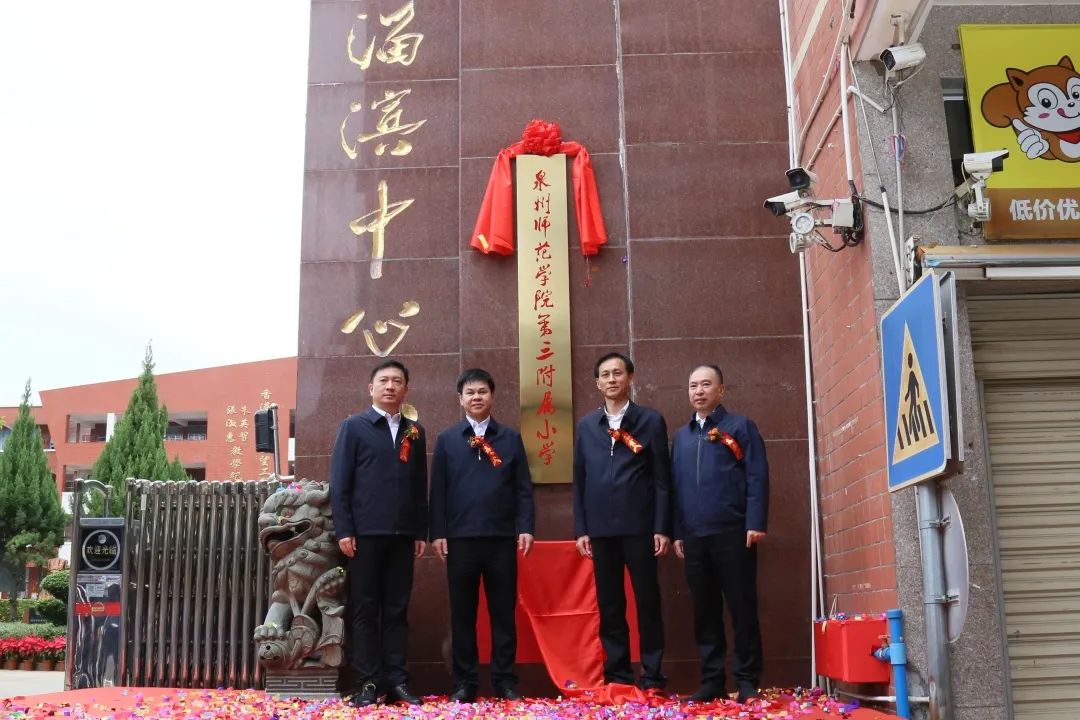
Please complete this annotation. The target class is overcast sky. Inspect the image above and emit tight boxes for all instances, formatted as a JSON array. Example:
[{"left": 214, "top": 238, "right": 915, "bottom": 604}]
[{"left": 0, "top": 2, "right": 310, "bottom": 405}]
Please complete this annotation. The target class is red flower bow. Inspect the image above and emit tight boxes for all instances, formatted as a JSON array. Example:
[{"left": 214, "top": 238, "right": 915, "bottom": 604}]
[
  {"left": 608, "top": 428, "right": 644, "bottom": 454},
  {"left": 521, "top": 119, "right": 563, "bottom": 156},
  {"left": 470, "top": 119, "right": 608, "bottom": 258},
  {"left": 469, "top": 436, "right": 503, "bottom": 467},
  {"left": 399, "top": 425, "right": 420, "bottom": 463},
  {"left": 707, "top": 427, "right": 744, "bottom": 461}
]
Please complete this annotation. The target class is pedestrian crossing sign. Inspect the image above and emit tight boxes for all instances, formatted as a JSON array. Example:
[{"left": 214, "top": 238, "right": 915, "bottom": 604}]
[
  {"left": 892, "top": 324, "right": 940, "bottom": 463},
  {"left": 881, "top": 272, "right": 951, "bottom": 491}
]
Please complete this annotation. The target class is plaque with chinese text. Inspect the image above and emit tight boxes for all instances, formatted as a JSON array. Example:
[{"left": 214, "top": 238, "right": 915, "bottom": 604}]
[{"left": 516, "top": 155, "right": 573, "bottom": 484}]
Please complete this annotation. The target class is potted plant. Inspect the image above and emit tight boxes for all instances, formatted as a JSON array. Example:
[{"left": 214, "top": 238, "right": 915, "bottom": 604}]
[
  {"left": 0, "top": 639, "right": 17, "bottom": 670},
  {"left": 39, "top": 636, "right": 65, "bottom": 671},
  {"left": 34, "top": 636, "right": 57, "bottom": 671},
  {"left": 14, "top": 636, "right": 45, "bottom": 671}
]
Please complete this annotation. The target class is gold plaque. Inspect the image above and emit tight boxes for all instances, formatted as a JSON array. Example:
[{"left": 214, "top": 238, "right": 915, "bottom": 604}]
[{"left": 516, "top": 154, "right": 574, "bottom": 484}]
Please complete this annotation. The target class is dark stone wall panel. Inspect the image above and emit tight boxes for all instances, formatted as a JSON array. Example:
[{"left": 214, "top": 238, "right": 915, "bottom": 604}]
[
  {"left": 308, "top": 0, "right": 460, "bottom": 84},
  {"left": 626, "top": 142, "right": 789, "bottom": 239},
  {"left": 301, "top": 167, "right": 460, "bottom": 262},
  {"left": 619, "top": 0, "right": 782, "bottom": 54},
  {"left": 298, "top": 259, "right": 460, "bottom": 357},
  {"left": 623, "top": 53, "right": 787, "bottom": 144},
  {"left": 305, "top": 80, "right": 459, "bottom": 171},
  {"left": 629, "top": 237, "right": 801, "bottom": 338},
  {"left": 460, "top": 66, "right": 620, "bottom": 158},
  {"left": 461, "top": 0, "right": 616, "bottom": 69}
]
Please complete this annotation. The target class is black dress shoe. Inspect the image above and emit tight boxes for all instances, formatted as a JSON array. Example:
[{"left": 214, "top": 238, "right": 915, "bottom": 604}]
[
  {"left": 680, "top": 684, "right": 725, "bottom": 703},
  {"left": 736, "top": 683, "right": 760, "bottom": 704},
  {"left": 494, "top": 685, "right": 523, "bottom": 701},
  {"left": 388, "top": 683, "right": 422, "bottom": 705},
  {"left": 348, "top": 682, "right": 379, "bottom": 707},
  {"left": 449, "top": 686, "right": 477, "bottom": 703}
]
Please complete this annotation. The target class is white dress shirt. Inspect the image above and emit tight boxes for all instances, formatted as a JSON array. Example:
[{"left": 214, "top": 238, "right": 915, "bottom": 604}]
[
  {"left": 467, "top": 415, "right": 491, "bottom": 438},
  {"left": 372, "top": 405, "right": 402, "bottom": 442}
]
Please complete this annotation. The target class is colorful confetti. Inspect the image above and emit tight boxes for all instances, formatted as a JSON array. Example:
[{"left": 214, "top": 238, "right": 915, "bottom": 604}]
[{"left": 0, "top": 687, "right": 890, "bottom": 720}]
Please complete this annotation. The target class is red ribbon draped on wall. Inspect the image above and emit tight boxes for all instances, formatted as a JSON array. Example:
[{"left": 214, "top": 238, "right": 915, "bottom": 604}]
[{"left": 470, "top": 120, "right": 608, "bottom": 258}]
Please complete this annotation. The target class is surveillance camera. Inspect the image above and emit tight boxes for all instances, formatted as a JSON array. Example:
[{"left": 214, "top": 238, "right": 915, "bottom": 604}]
[
  {"left": 786, "top": 167, "right": 818, "bottom": 192},
  {"left": 789, "top": 232, "right": 814, "bottom": 255},
  {"left": 879, "top": 43, "right": 926, "bottom": 71},
  {"left": 789, "top": 211, "right": 816, "bottom": 236},
  {"left": 962, "top": 149, "right": 1008, "bottom": 178},
  {"left": 763, "top": 190, "right": 807, "bottom": 217}
]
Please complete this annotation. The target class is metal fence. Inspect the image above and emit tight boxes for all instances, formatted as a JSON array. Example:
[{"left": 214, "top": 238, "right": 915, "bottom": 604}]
[{"left": 122, "top": 479, "right": 281, "bottom": 688}]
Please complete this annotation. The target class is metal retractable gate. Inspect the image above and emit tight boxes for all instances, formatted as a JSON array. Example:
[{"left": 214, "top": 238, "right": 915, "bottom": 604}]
[{"left": 122, "top": 479, "right": 281, "bottom": 689}]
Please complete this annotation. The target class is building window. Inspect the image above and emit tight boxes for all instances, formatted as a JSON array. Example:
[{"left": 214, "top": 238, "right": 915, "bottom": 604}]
[
  {"left": 0, "top": 426, "right": 10, "bottom": 452},
  {"left": 166, "top": 412, "right": 209, "bottom": 441},
  {"left": 63, "top": 466, "right": 93, "bottom": 491},
  {"left": 943, "top": 78, "right": 975, "bottom": 185},
  {"left": 67, "top": 414, "right": 110, "bottom": 443}
]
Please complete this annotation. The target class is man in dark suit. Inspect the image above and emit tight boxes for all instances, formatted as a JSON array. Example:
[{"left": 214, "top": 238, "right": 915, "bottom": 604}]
[
  {"left": 671, "top": 364, "right": 768, "bottom": 704},
  {"left": 330, "top": 359, "right": 428, "bottom": 707},
  {"left": 429, "top": 368, "right": 535, "bottom": 702},
  {"left": 573, "top": 352, "right": 671, "bottom": 690}
]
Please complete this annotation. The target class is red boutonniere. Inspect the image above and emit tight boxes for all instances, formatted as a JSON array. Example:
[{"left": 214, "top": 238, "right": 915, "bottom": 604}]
[
  {"left": 469, "top": 436, "right": 503, "bottom": 467},
  {"left": 399, "top": 425, "right": 420, "bottom": 463},
  {"left": 608, "top": 428, "right": 644, "bottom": 454},
  {"left": 707, "top": 427, "right": 744, "bottom": 461}
]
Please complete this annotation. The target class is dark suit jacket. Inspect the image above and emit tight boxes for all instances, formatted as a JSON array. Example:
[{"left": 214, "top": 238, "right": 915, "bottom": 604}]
[
  {"left": 329, "top": 407, "right": 428, "bottom": 539},
  {"left": 671, "top": 404, "right": 769, "bottom": 539},
  {"left": 572, "top": 401, "right": 672, "bottom": 539},
  {"left": 428, "top": 418, "right": 535, "bottom": 540}
]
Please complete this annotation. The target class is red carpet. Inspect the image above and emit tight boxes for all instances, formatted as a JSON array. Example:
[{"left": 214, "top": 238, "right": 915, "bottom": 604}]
[{"left": 0, "top": 686, "right": 895, "bottom": 719}]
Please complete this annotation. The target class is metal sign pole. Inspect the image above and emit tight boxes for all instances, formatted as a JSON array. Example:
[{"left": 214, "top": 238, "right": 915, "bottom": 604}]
[
  {"left": 65, "top": 479, "right": 110, "bottom": 691},
  {"left": 269, "top": 403, "right": 282, "bottom": 482}
]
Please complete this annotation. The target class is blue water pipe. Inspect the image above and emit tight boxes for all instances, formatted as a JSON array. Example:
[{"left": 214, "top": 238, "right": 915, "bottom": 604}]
[{"left": 871, "top": 608, "right": 910, "bottom": 719}]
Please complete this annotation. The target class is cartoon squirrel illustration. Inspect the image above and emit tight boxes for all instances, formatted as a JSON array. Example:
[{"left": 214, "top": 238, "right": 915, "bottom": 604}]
[{"left": 981, "top": 56, "right": 1080, "bottom": 162}]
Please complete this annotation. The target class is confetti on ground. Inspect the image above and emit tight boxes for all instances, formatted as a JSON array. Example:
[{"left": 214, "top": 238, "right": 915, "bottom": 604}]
[{"left": 0, "top": 687, "right": 891, "bottom": 720}]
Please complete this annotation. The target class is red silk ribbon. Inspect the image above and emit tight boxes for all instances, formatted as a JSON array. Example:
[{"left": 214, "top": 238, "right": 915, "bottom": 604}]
[
  {"left": 469, "top": 436, "right": 503, "bottom": 467},
  {"left": 470, "top": 119, "right": 607, "bottom": 258},
  {"left": 399, "top": 425, "right": 419, "bottom": 463},
  {"left": 608, "top": 428, "right": 644, "bottom": 454},
  {"left": 707, "top": 427, "right": 744, "bottom": 461}
]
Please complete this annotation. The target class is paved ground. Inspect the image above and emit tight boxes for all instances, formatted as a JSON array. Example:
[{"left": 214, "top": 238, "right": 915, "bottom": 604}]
[{"left": 0, "top": 670, "right": 64, "bottom": 698}]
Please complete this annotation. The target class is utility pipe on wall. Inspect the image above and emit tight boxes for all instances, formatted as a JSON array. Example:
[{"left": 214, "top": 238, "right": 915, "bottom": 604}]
[{"left": 779, "top": 0, "right": 827, "bottom": 689}]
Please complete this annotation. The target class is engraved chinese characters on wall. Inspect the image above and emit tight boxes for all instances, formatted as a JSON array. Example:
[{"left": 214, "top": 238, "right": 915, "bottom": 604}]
[
  {"left": 223, "top": 402, "right": 251, "bottom": 480},
  {"left": 222, "top": 389, "right": 276, "bottom": 480},
  {"left": 337, "top": 1, "right": 423, "bottom": 356},
  {"left": 516, "top": 155, "right": 574, "bottom": 484}
]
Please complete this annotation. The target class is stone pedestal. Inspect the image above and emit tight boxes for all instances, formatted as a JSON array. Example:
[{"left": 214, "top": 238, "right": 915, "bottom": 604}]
[{"left": 264, "top": 669, "right": 340, "bottom": 699}]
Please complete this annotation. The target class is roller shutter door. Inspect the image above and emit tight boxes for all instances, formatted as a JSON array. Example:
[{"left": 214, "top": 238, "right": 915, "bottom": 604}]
[{"left": 972, "top": 294, "right": 1080, "bottom": 719}]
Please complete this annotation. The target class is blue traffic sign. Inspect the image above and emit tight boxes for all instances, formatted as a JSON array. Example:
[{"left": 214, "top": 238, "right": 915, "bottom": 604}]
[{"left": 880, "top": 271, "right": 951, "bottom": 492}]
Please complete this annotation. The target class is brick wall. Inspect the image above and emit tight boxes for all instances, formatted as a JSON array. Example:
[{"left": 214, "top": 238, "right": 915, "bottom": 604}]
[{"left": 789, "top": 0, "right": 897, "bottom": 615}]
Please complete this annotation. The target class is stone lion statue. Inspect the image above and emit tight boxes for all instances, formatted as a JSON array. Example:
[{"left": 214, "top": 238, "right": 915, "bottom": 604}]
[{"left": 253, "top": 479, "right": 346, "bottom": 670}]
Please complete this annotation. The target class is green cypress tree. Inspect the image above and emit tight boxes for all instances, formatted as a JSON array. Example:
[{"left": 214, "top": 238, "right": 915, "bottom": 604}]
[
  {"left": 90, "top": 345, "right": 188, "bottom": 516},
  {"left": 0, "top": 381, "right": 65, "bottom": 573}
]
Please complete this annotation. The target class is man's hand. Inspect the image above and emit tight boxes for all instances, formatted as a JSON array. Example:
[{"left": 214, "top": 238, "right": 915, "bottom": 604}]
[
  {"left": 746, "top": 530, "right": 766, "bottom": 548},
  {"left": 414, "top": 540, "right": 428, "bottom": 558},
  {"left": 338, "top": 536, "right": 356, "bottom": 558},
  {"left": 575, "top": 535, "right": 593, "bottom": 559},
  {"left": 653, "top": 533, "right": 670, "bottom": 557},
  {"left": 518, "top": 533, "right": 535, "bottom": 557},
  {"left": 673, "top": 539, "right": 685, "bottom": 559},
  {"left": 432, "top": 538, "right": 448, "bottom": 560}
]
